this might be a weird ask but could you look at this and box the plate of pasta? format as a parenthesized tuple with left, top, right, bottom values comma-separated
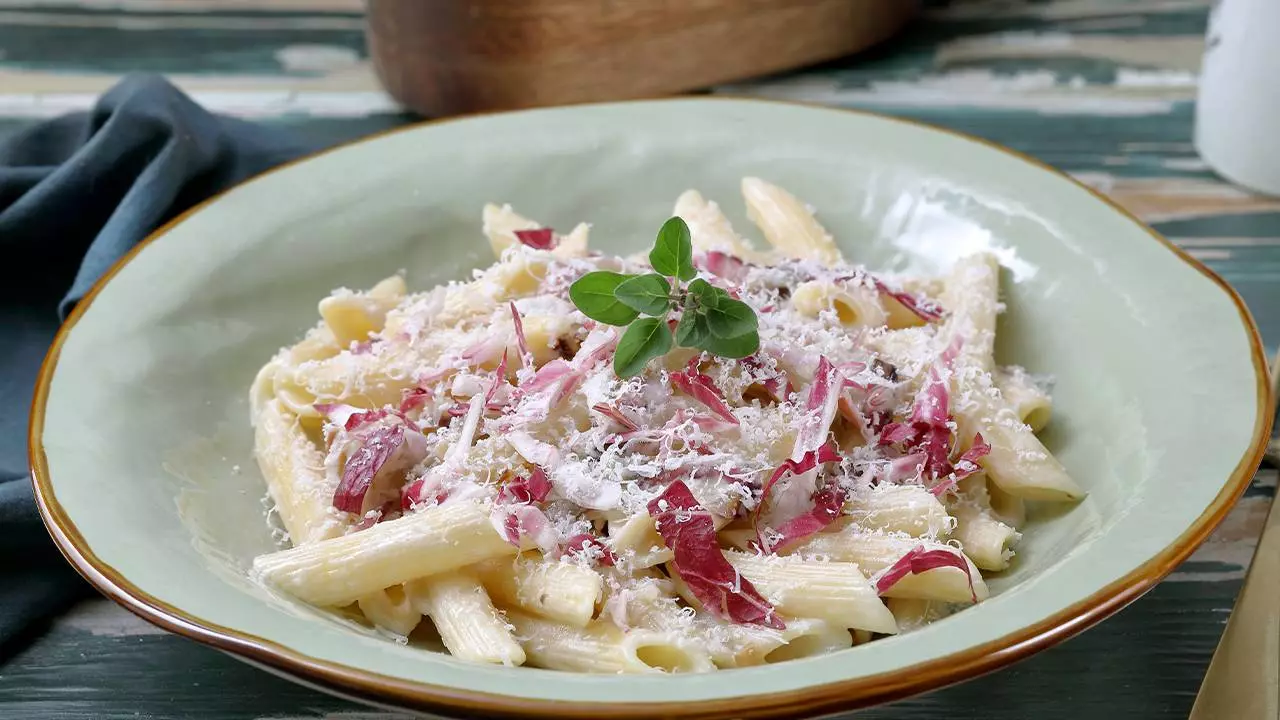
(31, 99, 1269, 718)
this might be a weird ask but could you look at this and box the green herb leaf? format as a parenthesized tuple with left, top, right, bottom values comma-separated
(569, 271, 640, 326)
(687, 278, 720, 311)
(706, 297, 758, 338)
(650, 217, 695, 281)
(675, 311, 710, 348)
(614, 273, 672, 316)
(700, 330, 759, 359)
(614, 317, 673, 377)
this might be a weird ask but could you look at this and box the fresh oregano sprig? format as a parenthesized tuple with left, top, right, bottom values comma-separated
(569, 217, 760, 378)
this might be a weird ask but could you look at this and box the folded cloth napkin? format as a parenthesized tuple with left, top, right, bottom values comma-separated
(0, 74, 360, 655)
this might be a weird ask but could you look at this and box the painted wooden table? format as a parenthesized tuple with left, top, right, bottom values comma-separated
(3, 1, 1276, 718)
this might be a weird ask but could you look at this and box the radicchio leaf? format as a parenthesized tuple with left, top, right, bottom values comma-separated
(699, 251, 750, 284)
(484, 350, 511, 410)
(953, 433, 991, 480)
(752, 442, 841, 552)
(648, 480, 783, 629)
(513, 228, 557, 250)
(563, 533, 617, 567)
(764, 486, 847, 552)
(522, 359, 574, 393)
(493, 504, 559, 554)
(398, 388, 431, 413)
(591, 403, 639, 432)
(497, 467, 553, 505)
(400, 477, 449, 510)
(793, 356, 842, 456)
(333, 423, 406, 513)
(875, 545, 978, 602)
(490, 467, 558, 554)
(670, 358, 738, 425)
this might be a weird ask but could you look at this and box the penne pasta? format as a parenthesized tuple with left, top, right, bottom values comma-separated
(785, 528, 989, 604)
(407, 571, 526, 666)
(509, 611, 714, 673)
(723, 552, 898, 634)
(357, 585, 422, 637)
(995, 365, 1053, 433)
(254, 398, 345, 544)
(253, 501, 520, 606)
(843, 484, 952, 538)
(886, 597, 947, 633)
(248, 181, 1084, 672)
(741, 177, 843, 266)
(673, 189, 769, 263)
(318, 275, 405, 347)
(478, 553, 603, 628)
(790, 280, 888, 329)
(607, 513, 674, 569)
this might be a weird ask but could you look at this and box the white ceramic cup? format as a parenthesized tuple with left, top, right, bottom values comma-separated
(1195, 0, 1280, 196)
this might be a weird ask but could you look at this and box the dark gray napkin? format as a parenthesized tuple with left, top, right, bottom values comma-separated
(0, 74, 347, 655)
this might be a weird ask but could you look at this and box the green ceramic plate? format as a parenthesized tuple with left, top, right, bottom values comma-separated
(31, 99, 1271, 719)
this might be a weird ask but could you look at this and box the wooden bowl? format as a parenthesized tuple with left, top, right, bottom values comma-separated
(365, 0, 919, 116)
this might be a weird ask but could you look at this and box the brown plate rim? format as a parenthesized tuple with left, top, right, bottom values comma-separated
(28, 97, 1274, 720)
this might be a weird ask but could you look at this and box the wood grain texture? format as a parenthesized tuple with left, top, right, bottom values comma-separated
(364, 0, 919, 115)
(2, 0, 1277, 718)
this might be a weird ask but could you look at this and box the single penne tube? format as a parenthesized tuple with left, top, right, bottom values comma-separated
(253, 500, 520, 606)
(286, 348, 416, 410)
(787, 528, 989, 603)
(477, 553, 603, 628)
(886, 597, 947, 633)
(694, 616, 854, 669)
(605, 578, 839, 669)
(607, 513, 674, 568)
(741, 177, 844, 267)
(939, 252, 1000, 371)
(986, 479, 1027, 529)
(673, 189, 769, 263)
(356, 585, 422, 637)
(790, 280, 888, 328)
(406, 571, 526, 666)
(951, 502, 1020, 571)
(317, 275, 406, 347)
(843, 484, 952, 538)
(254, 398, 345, 544)
(480, 202, 591, 261)
(482, 203, 542, 258)
(723, 552, 898, 634)
(994, 366, 1053, 432)
(553, 222, 591, 259)
(954, 382, 1084, 501)
(509, 611, 714, 673)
